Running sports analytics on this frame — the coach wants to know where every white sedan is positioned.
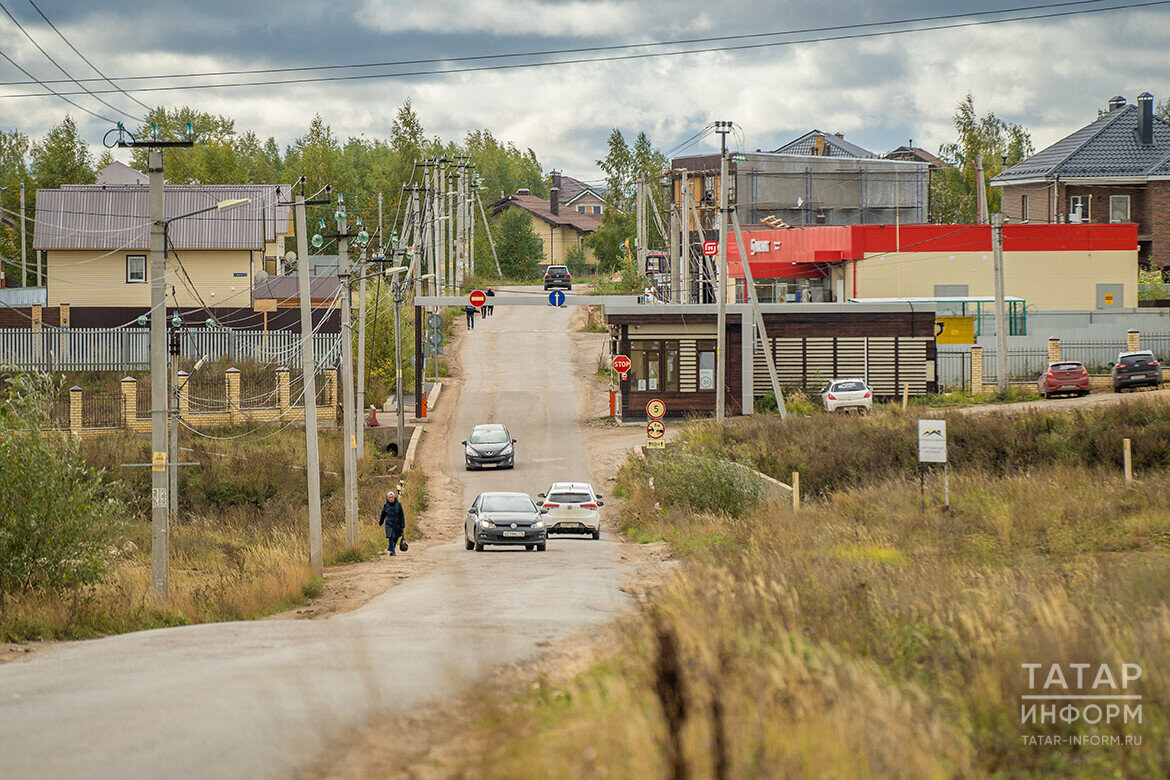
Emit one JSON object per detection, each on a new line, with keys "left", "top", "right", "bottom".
{"left": 536, "top": 482, "right": 604, "bottom": 540}
{"left": 820, "top": 379, "right": 873, "bottom": 413}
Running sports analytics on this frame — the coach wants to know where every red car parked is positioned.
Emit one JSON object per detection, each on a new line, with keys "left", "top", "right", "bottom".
{"left": 1037, "top": 361, "right": 1090, "bottom": 398}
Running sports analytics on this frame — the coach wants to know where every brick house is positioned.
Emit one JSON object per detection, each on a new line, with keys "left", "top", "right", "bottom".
{"left": 992, "top": 92, "right": 1170, "bottom": 268}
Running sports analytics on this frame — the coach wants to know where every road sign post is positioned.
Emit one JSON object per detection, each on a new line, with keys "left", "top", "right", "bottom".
{"left": 917, "top": 419, "right": 948, "bottom": 511}
{"left": 469, "top": 289, "right": 487, "bottom": 308}
{"left": 548, "top": 290, "right": 566, "bottom": 307}
{"left": 612, "top": 354, "right": 631, "bottom": 374}
{"left": 646, "top": 398, "right": 666, "bottom": 419}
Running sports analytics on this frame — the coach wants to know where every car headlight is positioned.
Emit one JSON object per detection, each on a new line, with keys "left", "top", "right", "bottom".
{"left": 534, "top": 519, "right": 544, "bottom": 529}
{"left": 479, "top": 519, "right": 492, "bottom": 529}
{"left": 499, "top": 443, "right": 513, "bottom": 454}
{"left": 466, "top": 445, "right": 476, "bottom": 456}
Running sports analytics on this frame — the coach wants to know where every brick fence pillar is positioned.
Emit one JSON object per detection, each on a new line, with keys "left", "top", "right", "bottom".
{"left": 325, "top": 368, "right": 337, "bottom": 410}
{"left": 1127, "top": 328, "right": 1140, "bottom": 352}
{"left": 1047, "top": 337, "right": 1061, "bottom": 364}
{"left": 177, "top": 370, "right": 190, "bottom": 423}
{"left": 226, "top": 367, "right": 242, "bottom": 424}
{"left": 69, "top": 385, "right": 82, "bottom": 435}
{"left": 277, "top": 366, "right": 291, "bottom": 412}
{"left": 121, "top": 376, "right": 137, "bottom": 429}
{"left": 970, "top": 345, "right": 984, "bottom": 395}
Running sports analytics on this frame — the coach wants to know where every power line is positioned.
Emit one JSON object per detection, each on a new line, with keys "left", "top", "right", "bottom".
{"left": 0, "top": 43, "right": 117, "bottom": 121}
{"left": 25, "top": 0, "right": 155, "bottom": 115}
{"left": 0, "top": 0, "right": 1140, "bottom": 90}
{"left": 0, "top": 0, "right": 140, "bottom": 121}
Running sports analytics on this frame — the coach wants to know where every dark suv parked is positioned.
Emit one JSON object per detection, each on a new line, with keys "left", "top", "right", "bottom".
{"left": 1112, "top": 350, "right": 1163, "bottom": 392}
{"left": 543, "top": 265, "right": 571, "bottom": 291}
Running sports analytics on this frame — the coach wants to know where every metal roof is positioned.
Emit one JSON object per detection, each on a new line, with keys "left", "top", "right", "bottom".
{"left": 772, "top": 130, "right": 877, "bottom": 158}
{"left": 253, "top": 275, "right": 342, "bottom": 301}
{"left": 33, "top": 183, "right": 292, "bottom": 251}
{"left": 992, "top": 102, "right": 1170, "bottom": 184}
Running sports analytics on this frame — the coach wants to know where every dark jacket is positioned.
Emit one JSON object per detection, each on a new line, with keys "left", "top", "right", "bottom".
{"left": 379, "top": 499, "right": 406, "bottom": 539}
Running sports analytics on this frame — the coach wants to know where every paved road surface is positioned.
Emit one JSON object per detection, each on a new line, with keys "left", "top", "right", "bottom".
{"left": 0, "top": 291, "right": 631, "bottom": 779}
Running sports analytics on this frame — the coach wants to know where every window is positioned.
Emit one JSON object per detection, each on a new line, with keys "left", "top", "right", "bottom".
{"left": 628, "top": 340, "right": 681, "bottom": 393}
{"left": 591, "top": 205, "right": 602, "bottom": 214}
{"left": 1020, "top": 194, "right": 1029, "bottom": 222}
{"left": 577, "top": 205, "right": 586, "bottom": 213}
{"left": 1069, "top": 195, "right": 1090, "bottom": 222}
{"left": 1110, "top": 195, "right": 1130, "bottom": 223}
{"left": 697, "top": 339, "right": 716, "bottom": 391}
{"left": 126, "top": 255, "right": 146, "bottom": 283}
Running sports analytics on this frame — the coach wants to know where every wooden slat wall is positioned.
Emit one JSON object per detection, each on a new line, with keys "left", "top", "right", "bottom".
{"left": 751, "top": 335, "right": 931, "bottom": 396}
{"left": 680, "top": 340, "right": 697, "bottom": 392}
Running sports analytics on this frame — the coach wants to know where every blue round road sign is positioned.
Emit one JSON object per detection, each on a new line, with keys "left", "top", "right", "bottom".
{"left": 548, "top": 290, "right": 566, "bottom": 307}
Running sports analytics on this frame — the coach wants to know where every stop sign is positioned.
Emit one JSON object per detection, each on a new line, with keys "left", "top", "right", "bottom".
{"left": 702, "top": 240, "right": 718, "bottom": 256}
{"left": 612, "top": 354, "right": 631, "bottom": 373}
{"left": 469, "top": 289, "right": 487, "bottom": 307}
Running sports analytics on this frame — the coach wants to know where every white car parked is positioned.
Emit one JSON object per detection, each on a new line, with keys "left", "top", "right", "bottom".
{"left": 536, "top": 482, "right": 604, "bottom": 540}
{"left": 820, "top": 378, "right": 873, "bottom": 413}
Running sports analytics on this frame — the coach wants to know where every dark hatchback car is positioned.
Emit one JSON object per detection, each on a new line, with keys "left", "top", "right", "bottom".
{"left": 463, "top": 423, "right": 515, "bottom": 470}
{"left": 1038, "top": 361, "right": 1089, "bottom": 398}
{"left": 1112, "top": 351, "right": 1163, "bottom": 392}
{"left": 543, "top": 265, "right": 572, "bottom": 291}
{"left": 465, "top": 492, "right": 547, "bottom": 551}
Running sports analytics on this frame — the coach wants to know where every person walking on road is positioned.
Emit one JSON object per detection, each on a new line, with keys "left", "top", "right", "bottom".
{"left": 379, "top": 491, "right": 406, "bottom": 554}
{"left": 485, "top": 287, "right": 495, "bottom": 316}
{"left": 463, "top": 304, "right": 476, "bottom": 329}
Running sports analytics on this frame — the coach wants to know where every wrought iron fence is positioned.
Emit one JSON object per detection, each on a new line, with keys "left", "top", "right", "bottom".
{"left": 83, "top": 392, "right": 124, "bottom": 428}
{"left": 49, "top": 394, "right": 70, "bottom": 429}
{"left": 979, "top": 348, "right": 1050, "bottom": 383}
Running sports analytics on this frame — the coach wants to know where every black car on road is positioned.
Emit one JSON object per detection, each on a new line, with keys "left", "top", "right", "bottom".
{"left": 465, "top": 492, "right": 547, "bottom": 551}
{"left": 463, "top": 423, "right": 515, "bottom": 469}
{"left": 543, "top": 265, "right": 572, "bottom": 291}
{"left": 1112, "top": 350, "right": 1163, "bottom": 392}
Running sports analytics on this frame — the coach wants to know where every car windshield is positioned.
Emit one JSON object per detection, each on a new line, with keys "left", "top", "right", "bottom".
{"left": 1051, "top": 362, "right": 1084, "bottom": 371}
{"left": 1121, "top": 353, "right": 1155, "bottom": 365}
{"left": 469, "top": 428, "right": 508, "bottom": 444}
{"left": 832, "top": 381, "right": 866, "bottom": 392}
{"left": 481, "top": 495, "right": 536, "bottom": 513}
{"left": 548, "top": 492, "right": 592, "bottom": 504}
{"left": 548, "top": 267, "right": 568, "bottom": 274}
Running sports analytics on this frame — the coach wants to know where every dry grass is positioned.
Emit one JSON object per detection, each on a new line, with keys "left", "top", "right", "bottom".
{"left": 1, "top": 427, "right": 408, "bottom": 642}
{"left": 463, "top": 407, "right": 1170, "bottom": 777}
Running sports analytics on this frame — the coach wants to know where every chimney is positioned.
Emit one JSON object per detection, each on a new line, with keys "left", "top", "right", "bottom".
{"left": 550, "top": 186, "right": 559, "bottom": 215}
{"left": 551, "top": 170, "right": 562, "bottom": 192}
{"left": 834, "top": 132, "right": 844, "bottom": 139}
{"left": 813, "top": 133, "right": 825, "bottom": 156}
{"left": 1138, "top": 92, "right": 1154, "bottom": 145}
{"left": 1108, "top": 95, "right": 1127, "bottom": 112}
{"left": 516, "top": 187, "right": 530, "bottom": 196}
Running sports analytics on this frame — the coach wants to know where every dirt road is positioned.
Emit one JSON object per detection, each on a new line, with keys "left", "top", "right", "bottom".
{"left": 0, "top": 289, "right": 656, "bottom": 779}
{"left": 956, "top": 386, "right": 1170, "bottom": 415}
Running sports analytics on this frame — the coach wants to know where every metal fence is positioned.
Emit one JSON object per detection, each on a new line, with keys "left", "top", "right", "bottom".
{"left": 83, "top": 392, "right": 123, "bottom": 428}
{"left": 978, "top": 348, "right": 1051, "bottom": 383}
{"left": 936, "top": 349, "right": 970, "bottom": 392}
{"left": 0, "top": 327, "right": 341, "bottom": 372}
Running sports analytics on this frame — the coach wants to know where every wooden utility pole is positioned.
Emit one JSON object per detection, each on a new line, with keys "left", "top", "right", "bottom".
{"left": 477, "top": 191, "right": 503, "bottom": 279}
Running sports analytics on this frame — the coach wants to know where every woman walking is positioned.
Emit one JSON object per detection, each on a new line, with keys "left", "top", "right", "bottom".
{"left": 379, "top": 490, "right": 406, "bottom": 554}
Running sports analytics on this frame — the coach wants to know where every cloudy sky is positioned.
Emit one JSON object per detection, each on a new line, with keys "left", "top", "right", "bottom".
{"left": 3, "top": 0, "right": 1169, "bottom": 182}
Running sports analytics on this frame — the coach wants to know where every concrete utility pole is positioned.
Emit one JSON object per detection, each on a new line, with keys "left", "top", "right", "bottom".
{"left": 636, "top": 175, "right": 647, "bottom": 275}
{"left": 975, "top": 153, "right": 990, "bottom": 224}
{"left": 169, "top": 320, "right": 179, "bottom": 530}
{"left": 991, "top": 211, "right": 1008, "bottom": 393}
{"left": 680, "top": 169, "right": 689, "bottom": 303}
{"left": 338, "top": 211, "right": 359, "bottom": 548}
{"left": 19, "top": 181, "right": 27, "bottom": 286}
{"left": 393, "top": 281, "right": 406, "bottom": 458}
{"left": 670, "top": 185, "right": 681, "bottom": 304}
{"left": 356, "top": 240, "right": 368, "bottom": 460}
{"left": 456, "top": 161, "right": 466, "bottom": 290}
{"left": 477, "top": 191, "right": 503, "bottom": 279}
{"left": 294, "top": 193, "right": 323, "bottom": 575}
{"left": 715, "top": 121, "right": 732, "bottom": 422}
{"left": 148, "top": 150, "right": 168, "bottom": 596}
{"left": 732, "top": 210, "right": 786, "bottom": 418}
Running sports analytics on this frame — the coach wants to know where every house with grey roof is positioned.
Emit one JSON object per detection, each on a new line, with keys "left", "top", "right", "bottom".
{"left": 772, "top": 130, "right": 877, "bottom": 158}
{"left": 31, "top": 179, "right": 295, "bottom": 328}
{"left": 992, "top": 92, "right": 1170, "bottom": 267}
{"left": 554, "top": 172, "right": 606, "bottom": 215}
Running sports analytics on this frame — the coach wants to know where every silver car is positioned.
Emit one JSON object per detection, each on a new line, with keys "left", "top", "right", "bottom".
{"left": 820, "top": 378, "right": 873, "bottom": 413}
{"left": 464, "top": 491, "right": 547, "bottom": 552}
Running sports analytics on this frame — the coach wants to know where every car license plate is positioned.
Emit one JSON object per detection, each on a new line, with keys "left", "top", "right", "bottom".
{"left": 1061, "top": 385, "right": 1076, "bottom": 390}
{"left": 502, "top": 530, "right": 524, "bottom": 537}
{"left": 560, "top": 522, "right": 584, "bottom": 530}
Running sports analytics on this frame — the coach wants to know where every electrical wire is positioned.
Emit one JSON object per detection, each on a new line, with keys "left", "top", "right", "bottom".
{"left": 0, "top": 0, "right": 1146, "bottom": 94}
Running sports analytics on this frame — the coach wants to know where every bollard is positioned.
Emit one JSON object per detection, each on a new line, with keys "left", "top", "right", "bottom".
{"left": 902, "top": 382, "right": 909, "bottom": 410}
{"left": 421, "top": 393, "right": 428, "bottom": 419}
{"left": 609, "top": 389, "right": 616, "bottom": 418}
{"left": 1124, "top": 438, "right": 1133, "bottom": 483}
{"left": 792, "top": 471, "right": 800, "bottom": 511}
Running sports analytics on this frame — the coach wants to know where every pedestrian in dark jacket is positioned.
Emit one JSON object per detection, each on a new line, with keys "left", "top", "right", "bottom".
{"left": 379, "top": 491, "right": 407, "bottom": 554}
{"left": 485, "top": 287, "right": 495, "bottom": 316}
{"left": 463, "top": 304, "right": 476, "bottom": 329}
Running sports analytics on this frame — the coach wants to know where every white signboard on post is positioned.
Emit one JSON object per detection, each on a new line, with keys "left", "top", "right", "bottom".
{"left": 918, "top": 420, "right": 947, "bottom": 463}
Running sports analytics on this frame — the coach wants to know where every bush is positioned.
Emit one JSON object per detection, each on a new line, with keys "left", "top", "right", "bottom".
{"left": 0, "top": 374, "right": 124, "bottom": 594}
{"left": 623, "top": 453, "right": 763, "bottom": 519}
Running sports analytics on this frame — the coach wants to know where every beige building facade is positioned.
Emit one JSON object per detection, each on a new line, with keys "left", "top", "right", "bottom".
{"left": 45, "top": 249, "right": 256, "bottom": 308}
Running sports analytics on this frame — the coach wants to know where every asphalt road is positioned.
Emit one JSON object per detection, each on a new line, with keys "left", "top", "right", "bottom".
{"left": 0, "top": 290, "right": 631, "bottom": 779}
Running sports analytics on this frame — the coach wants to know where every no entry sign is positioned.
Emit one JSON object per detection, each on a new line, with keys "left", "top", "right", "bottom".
{"left": 702, "top": 240, "right": 718, "bottom": 256}
{"left": 469, "top": 290, "right": 487, "bottom": 307}
{"left": 612, "top": 354, "right": 631, "bottom": 373}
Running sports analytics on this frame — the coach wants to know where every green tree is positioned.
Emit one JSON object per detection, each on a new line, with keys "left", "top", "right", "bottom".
{"left": 31, "top": 115, "right": 94, "bottom": 189}
{"left": 588, "top": 129, "right": 668, "bottom": 269}
{"left": 931, "top": 94, "right": 1034, "bottom": 223}
{"left": 494, "top": 208, "right": 543, "bottom": 278}
{"left": 1157, "top": 99, "right": 1170, "bottom": 123}
{"left": 0, "top": 374, "right": 123, "bottom": 594}
{"left": 130, "top": 106, "right": 242, "bottom": 184}
{"left": 0, "top": 128, "right": 31, "bottom": 283}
